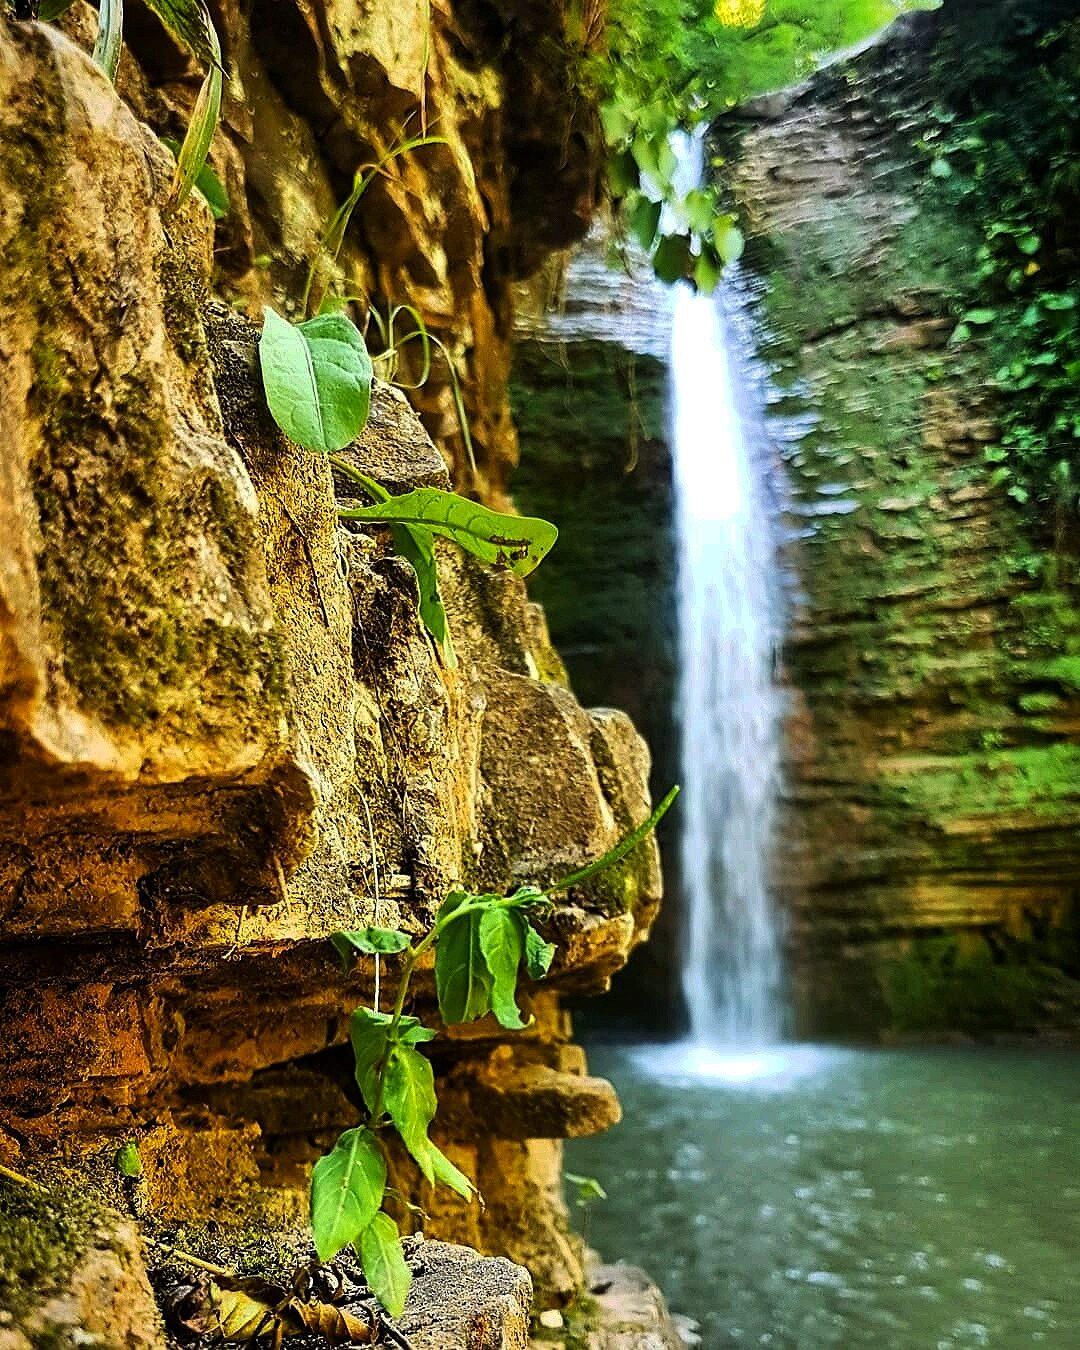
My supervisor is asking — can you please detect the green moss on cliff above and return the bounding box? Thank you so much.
[881,932,1053,1036]
[0,1176,119,1322]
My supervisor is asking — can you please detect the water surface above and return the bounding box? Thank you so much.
[569,1044,1080,1347]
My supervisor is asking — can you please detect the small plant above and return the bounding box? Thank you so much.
[312,787,679,1319]
[25,0,224,213]
[301,131,448,321]
[564,1170,607,1245]
[366,302,478,481]
[255,131,559,664]
[603,98,745,293]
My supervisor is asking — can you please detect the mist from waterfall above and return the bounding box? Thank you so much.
[668,136,785,1052]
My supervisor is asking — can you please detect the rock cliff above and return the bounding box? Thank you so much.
[726,8,1080,1039]
[0,4,672,1342]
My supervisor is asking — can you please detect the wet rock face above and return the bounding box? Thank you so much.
[48,0,602,502]
[0,7,662,1329]
[727,12,1080,1039]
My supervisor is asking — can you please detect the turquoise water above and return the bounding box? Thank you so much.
[568,1044,1080,1347]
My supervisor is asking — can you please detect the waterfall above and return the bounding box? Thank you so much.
[669,142,785,1051]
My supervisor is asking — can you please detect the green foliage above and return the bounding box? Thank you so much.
[259,309,374,456]
[315,790,678,1320]
[433,893,494,1024]
[331,927,411,971]
[593,0,925,288]
[144,0,223,72]
[30,0,224,210]
[160,137,229,219]
[564,1171,608,1208]
[479,907,528,1029]
[166,44,222,214]
[309,1126,386,1265]
[331,461,558,668]
[93,0,122,82]
[330,460,457,666]
[916,13,1080,512]
[302,133,447,319]
[358,1213,411,1320]
[365,302,477,481]
[338,487,558,578]
[521,916,556,979]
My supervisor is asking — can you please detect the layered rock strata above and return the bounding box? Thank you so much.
[726,11,1080,1038]
[0,10,664,1336]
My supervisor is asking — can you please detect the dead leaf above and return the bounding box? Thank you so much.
[161,1270,378,1347]
[212,1280,286,1340]
[285,1299,378,1343]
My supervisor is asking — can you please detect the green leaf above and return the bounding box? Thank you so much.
[350,1008,436,1111]
[389,523,456,667]
[546,785,680,897]
[259,309,373,455]
[161,137,228,218]
[1017,233,1041,256]
[683,187,716,236]
[330,458,455,663]
[694,246,722,294]
[359,1212,411,1319]
[713,218,744,265]
[655,137,677,188]
[166,35,222,212]
[653,233,692,285]
[478,907,526,1030]
[626,193,661,250]
[384,1044,438,1183]
[144,0,223,70]
[435,899,492,1024]
[114,1141,142,1178]
[429,1143,475,1200]
[303,135,447,318]
[930,156,952,178]
[339,488,557,578]
[963,308,997,325]
[600,101,632,145]
[609,149,639,196]
[519,916,555,980]
[350,1007,394,1111]
[93,0,123,83]
[333,927,410,958]
[630,133,659,182]
[504,884,547,910]
[310,1127,386,1263]
[564,1171,607,1205]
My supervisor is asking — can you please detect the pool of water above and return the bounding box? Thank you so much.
[567,1043,1080,1347]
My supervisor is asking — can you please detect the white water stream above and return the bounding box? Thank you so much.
[668,137,786,1056]
[519,133,789,1065]
[672,282,784,1049]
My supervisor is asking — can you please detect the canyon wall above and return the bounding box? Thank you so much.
[511,246,683,1035]
[509,4,1080,1043]
[728,5,1080,1039]
[0,5,679,1344]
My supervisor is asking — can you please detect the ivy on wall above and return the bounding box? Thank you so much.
[918,4,1080,517]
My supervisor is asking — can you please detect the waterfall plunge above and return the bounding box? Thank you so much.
[673,282,784,1049]
[518,131,788,1061]
[665,138,785,1052]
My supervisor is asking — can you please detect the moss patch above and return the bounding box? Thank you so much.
[0,1175,122,1322]
[881,931,1065,1037]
